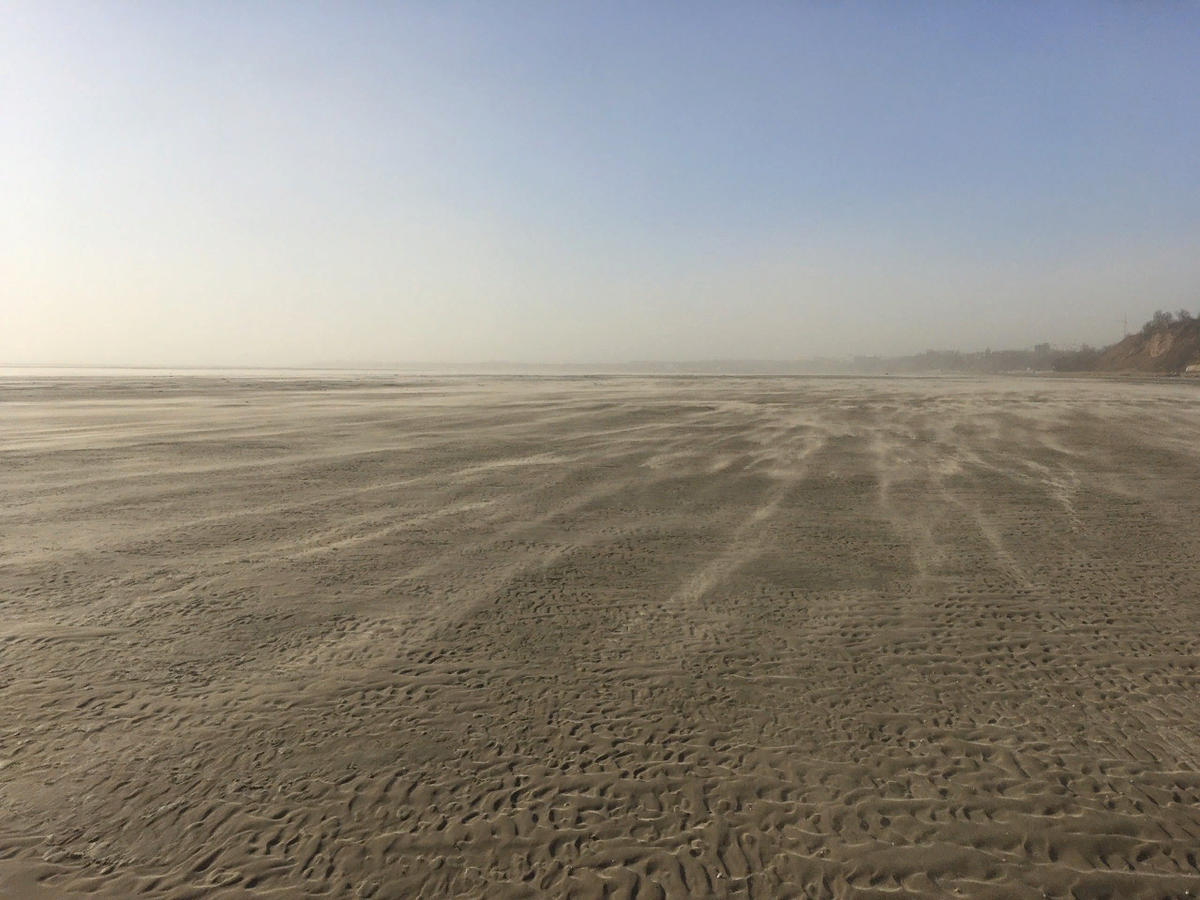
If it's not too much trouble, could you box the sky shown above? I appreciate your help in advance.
[3,2,1199,366]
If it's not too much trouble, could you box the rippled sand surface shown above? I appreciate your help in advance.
[3,375,1200,899]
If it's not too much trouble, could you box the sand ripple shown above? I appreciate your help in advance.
[2,375,1200,898]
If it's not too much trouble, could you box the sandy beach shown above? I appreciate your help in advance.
[2,374,1200,899]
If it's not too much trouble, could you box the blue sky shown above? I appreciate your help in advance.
[3,2,1198,364]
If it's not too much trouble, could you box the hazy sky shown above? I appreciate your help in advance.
[3,3,1198,365]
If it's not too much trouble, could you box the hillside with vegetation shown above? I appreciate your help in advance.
[1055,310,1200,374]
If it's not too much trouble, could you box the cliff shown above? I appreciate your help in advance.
[1055,315,1200,374]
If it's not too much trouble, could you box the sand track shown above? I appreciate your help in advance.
[2,375,1200,899]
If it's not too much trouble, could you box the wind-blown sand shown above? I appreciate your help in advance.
[2,375,1200,899]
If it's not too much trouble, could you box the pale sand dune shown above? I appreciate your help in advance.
[2,375,1200,899]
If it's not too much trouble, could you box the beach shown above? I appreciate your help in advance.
[2,374,1200,899]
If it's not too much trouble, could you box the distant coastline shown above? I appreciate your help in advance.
[6,317,1199,378]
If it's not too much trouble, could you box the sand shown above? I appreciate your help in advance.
[2,374,1200,900]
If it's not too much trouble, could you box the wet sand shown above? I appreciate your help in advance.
[2,374,1200,899]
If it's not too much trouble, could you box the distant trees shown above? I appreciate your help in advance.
[1140,309,1196,337]
[1053,344,1099,372]
[885,346,1064,374]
